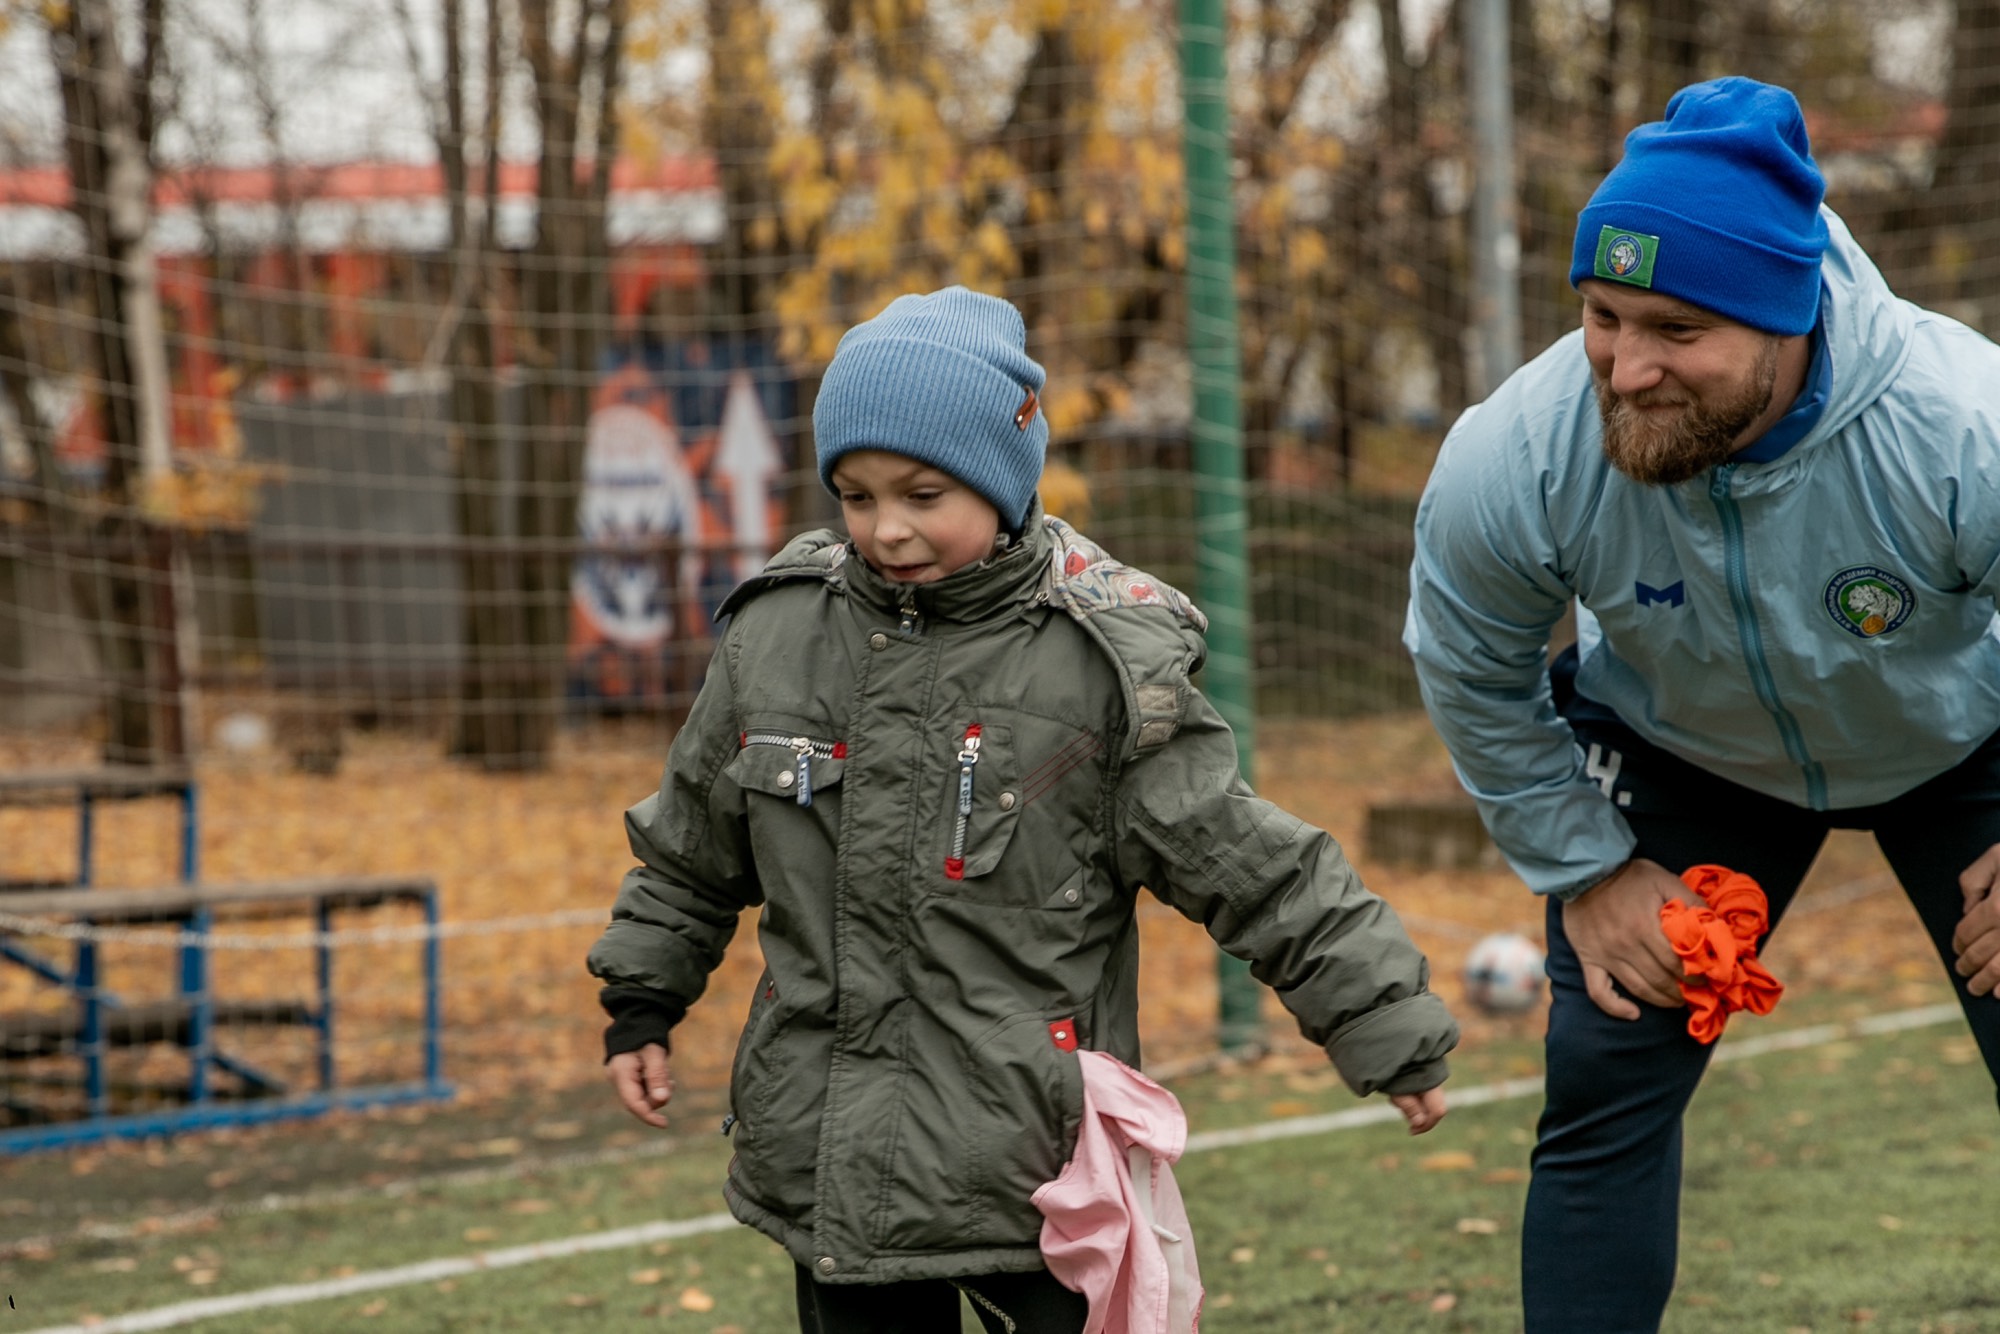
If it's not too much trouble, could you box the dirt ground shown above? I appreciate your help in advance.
[0,708,1948,1108]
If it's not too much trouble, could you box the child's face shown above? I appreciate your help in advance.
[830,449,1002,585]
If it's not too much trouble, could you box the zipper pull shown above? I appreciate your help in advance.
[793,737,813,807]
[945,724,981,880]
[899,593,921,636]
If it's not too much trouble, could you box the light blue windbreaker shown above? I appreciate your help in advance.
[1405,210,2000,898]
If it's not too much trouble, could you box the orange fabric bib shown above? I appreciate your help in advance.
[1660,865,1785,1044]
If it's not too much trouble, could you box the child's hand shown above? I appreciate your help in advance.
[1390,1087,1447,1135]
[607,1042,674,1129]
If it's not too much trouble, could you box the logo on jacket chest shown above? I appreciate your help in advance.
[1824,566,1914,638]
[1634,580,1685,609]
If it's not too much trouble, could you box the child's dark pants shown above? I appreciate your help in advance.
[794,1263,1088,1333]
[1522,651,2000,1332]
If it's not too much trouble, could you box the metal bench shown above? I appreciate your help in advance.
[0,765,199,891]
[0,874,451,1152]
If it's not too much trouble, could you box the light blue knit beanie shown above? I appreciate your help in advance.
[1570,77,1827,335]
[814,287,1049,531]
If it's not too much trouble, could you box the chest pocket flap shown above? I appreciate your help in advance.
[940,721,1020,881]
[729,728,848,806]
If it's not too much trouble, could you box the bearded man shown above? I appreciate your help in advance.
[1406,76,2000,1332]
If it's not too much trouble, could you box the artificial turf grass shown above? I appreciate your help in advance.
[10,987,1996,1333]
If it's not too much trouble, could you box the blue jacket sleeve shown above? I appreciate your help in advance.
[1403,404,1636,898]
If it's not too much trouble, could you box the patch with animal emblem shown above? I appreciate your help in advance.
[1593,226,1659,288]
[1823,565,1914,639]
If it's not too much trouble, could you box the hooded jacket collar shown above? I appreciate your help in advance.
[842,497,1054,626]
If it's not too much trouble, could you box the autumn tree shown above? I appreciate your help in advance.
[653,0,1471,484]
[45,0,188,763]
[402,0,626,769]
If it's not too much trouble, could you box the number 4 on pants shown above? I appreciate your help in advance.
[1586,743,1633,808]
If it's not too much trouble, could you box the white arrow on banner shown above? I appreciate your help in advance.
[714,370,784,584]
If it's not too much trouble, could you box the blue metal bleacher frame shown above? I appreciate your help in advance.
[0,767,451,1153]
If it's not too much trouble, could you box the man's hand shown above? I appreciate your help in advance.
[1952,844,2000,996]
[607,1042,674,1129]
[1563,858,1696,1019]
[1390,1087,1447,1135]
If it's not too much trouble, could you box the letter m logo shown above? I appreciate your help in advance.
[1635,580,1685,609]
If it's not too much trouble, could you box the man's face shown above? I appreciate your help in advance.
[1580,280,1783,486]
[831,449,1002,584]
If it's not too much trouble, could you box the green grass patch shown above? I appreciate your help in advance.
[4,990,1994,1332]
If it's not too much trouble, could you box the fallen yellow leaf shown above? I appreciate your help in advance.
[1419,1150,1477,1172]
[1455,1218,1500,1235]
[629,1268,665,1285]
[679,1287,716,1312]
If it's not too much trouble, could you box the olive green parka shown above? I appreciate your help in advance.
[586,508,1457,1285]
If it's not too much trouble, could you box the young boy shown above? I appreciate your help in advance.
[588,287,1457,1333]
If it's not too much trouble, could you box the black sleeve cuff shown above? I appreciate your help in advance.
[600,984,686,1061]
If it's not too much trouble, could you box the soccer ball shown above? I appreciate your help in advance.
[1462,932,1547,1014]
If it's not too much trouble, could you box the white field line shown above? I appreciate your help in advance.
[21,1213,738,1334]
[22,1000,1969,1334]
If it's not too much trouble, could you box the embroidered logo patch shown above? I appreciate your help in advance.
[1823,566,1914,638]
[1594,226,1659,288]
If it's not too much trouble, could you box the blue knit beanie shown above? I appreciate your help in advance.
[1570,77,1828,335]
[814,287,1049,531]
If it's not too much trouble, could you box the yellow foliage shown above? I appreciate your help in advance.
[141,458,274,534]
[1023,0,1071,30]
[781,176,841,248]
[1093,374,1133,422]
[767,132,824,180]
[971,219,1017,275]
[1288,229,1330,282]
[1041,382,1096,437]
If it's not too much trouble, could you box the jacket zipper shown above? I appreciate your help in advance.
[740,733,846,807]
[899,591,924,636]
[1710,464,1828,808]
[944,724,982,880]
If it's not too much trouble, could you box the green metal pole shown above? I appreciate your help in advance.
[1179,0,1262,1054]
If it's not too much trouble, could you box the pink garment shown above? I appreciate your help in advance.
[1033,1048,1203,1333]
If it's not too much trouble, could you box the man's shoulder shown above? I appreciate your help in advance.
[1425,333,1610,527]
[1441,334,1602,470]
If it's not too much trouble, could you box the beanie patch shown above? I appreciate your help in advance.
[1014,386,1039,430]
[1593,226,1661,289]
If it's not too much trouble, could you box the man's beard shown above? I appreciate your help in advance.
[1596,339,1780,485]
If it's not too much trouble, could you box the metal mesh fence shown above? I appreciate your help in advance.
[0,0,1995,1130]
